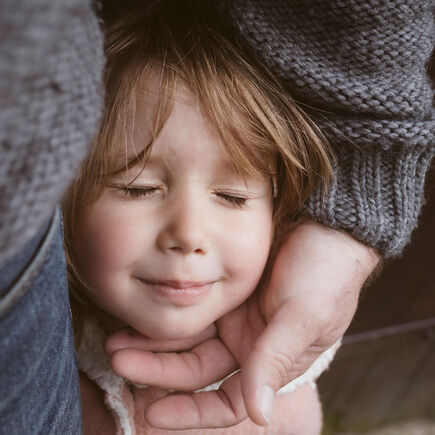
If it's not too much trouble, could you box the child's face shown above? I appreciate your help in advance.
[75,85,274,339]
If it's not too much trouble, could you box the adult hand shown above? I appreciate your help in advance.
[239,219,380,424]
[107,219,380,429]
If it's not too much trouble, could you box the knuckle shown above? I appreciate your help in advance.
[184,351,202,380]
[266,347,299,385]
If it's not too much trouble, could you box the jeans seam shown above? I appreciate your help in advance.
[0,208,60,318]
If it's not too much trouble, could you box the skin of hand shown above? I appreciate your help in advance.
[106,219,381,429]
[80,367,322,435]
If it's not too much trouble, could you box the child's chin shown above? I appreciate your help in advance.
[146,318,213,341]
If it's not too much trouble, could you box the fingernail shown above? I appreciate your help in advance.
[260,385,275,424]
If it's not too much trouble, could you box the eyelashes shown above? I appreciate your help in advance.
[118,186,158,199]
[215,192,248,208]
[114,186,249,208]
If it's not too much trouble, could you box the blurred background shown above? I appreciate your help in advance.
[319,56,435,435]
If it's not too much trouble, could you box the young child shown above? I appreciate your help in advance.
[62,1,339,433]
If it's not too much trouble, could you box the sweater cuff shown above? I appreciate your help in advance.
[304,143,435,258]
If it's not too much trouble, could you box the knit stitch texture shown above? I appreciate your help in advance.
[221,0,435,257]
[0,0,105,267]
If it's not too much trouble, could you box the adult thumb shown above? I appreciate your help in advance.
[241,302,316,426]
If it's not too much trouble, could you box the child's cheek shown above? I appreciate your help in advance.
[81,199,144,258]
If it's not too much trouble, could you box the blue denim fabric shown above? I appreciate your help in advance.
[0,208,82,434]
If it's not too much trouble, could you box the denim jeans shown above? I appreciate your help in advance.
[0,208,82,434]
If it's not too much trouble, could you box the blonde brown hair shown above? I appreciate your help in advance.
[63,0,333,338]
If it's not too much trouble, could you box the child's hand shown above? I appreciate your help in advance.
[107,219,380,430]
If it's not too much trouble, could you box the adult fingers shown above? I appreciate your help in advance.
[145,371,247,429]
[241,302,320,425]
[105,323,217,354]
[110,337,238,391]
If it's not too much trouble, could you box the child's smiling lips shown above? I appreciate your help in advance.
[138,278,220,306]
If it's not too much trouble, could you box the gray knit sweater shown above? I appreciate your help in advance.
[221,0,435,257]
[0,0,434,268]
[0,0,104,268]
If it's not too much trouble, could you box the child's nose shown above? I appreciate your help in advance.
[156,196,209,255]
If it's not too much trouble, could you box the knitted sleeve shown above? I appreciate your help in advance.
[221,0,435,257]
[0,0,104,267]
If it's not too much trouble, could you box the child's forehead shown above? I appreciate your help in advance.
[131,77,202,138]
[108,68,276,182]
[133,66,248,134]
[109,121,273,185]
[111,130,242,180]
[136,69,192,105]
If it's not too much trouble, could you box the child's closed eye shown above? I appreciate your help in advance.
[109,184,249,208]
[111,185,160,199]
[214,192,248,208]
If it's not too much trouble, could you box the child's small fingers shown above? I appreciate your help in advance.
[105,323,217,354]
[145,372,247,430]
[110,338,238,391]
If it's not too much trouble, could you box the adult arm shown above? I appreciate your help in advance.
[222,0,435,257]
[0,0,104,269]
[0,1,104,433]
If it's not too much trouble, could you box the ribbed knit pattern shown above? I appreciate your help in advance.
[0,0,104,267]
[221,0,435,257]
